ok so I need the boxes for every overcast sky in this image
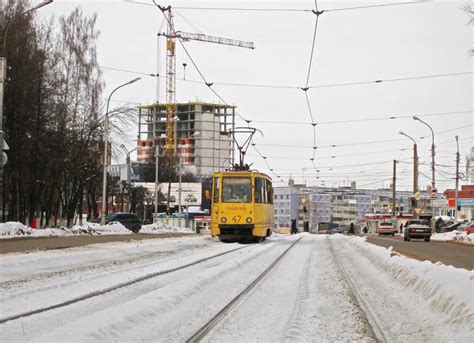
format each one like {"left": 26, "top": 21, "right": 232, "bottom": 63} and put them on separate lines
{"left": 37, "top": 0, "right": 473, "bottom": 192}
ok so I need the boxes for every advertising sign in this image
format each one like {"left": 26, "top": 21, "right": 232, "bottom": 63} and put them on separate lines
{"left": 432, "top": 199, "right": 448, "bottom": 208}
{"left": 457, "top": 198, "right": 474, "bottom": 207}
{"left": 135, "top": 182, "right": 202, "bottom": 206}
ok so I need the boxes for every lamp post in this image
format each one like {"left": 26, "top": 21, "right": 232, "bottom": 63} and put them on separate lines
{"left": 101, "top": 77, "right": 141, "bottom": 224}
{"left": 120, "top": 144, "right": 137, "bottom": 212}
{"left": 0, "top": 0, "right": 53, "bottom": 221}
{"left": 120, "top": 144, "right": 137, "bottom": 185}
{"left": 413, "top": 116, "right": 436, "bottom": 231}
{"left": 399, "top": 131, "right": 419, "bottom": 218}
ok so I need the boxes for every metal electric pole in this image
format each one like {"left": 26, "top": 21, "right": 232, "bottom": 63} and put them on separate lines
{"left": 413, "top": 142, "right": 419, "bottom": 218}
{"left": 455, "top": 135, "right": 460, "bottom": 220}
{"left": 392, "top": 160, "right": 397, "bottom": 221}
{"left": 0, "top": 58, "right": 5, "bottom": 217}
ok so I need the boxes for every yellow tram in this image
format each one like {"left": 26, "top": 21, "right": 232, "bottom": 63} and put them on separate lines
{"left": 211, "top": 170, "right": 274, "bottom": 242}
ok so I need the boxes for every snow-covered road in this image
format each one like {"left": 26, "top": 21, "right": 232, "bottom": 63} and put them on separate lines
{"left": 1, "top": 234, "right": 472, "bottom": 342}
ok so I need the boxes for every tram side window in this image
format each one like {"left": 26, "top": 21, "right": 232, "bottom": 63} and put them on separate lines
{"left": 266, "top": 179, "right": 273, "bottom": 204}
{"left": 262, "top": 178, "right": 268, "bottom": 203}
{"left": 213, "top": 177, "right": 220, "bottom": 203}
{"left": 254, "top": 177, "right": 263, "bottom": 203}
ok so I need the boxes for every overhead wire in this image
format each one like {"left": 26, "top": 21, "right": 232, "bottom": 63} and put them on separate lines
{"left": 125, "top": 1, "right": 431, "bottom": 13}
{"left": 100, "top": 64, "right": 473, "bottom": 91}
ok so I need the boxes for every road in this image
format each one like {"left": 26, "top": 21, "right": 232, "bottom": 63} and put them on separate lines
{"left": 366, "top": 234, "right": 474, "bottom": 270}
{"left": 0, "top": 234, "right": 471, "bottom": 342}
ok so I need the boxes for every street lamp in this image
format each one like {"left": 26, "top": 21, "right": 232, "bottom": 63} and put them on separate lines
{"left": 101, "top": 77, "right": 141, "bottom": 224}
{"left": 120, "top": 144, "right": 138, "bottom": 185}
{"left": 413, "top": 116, "right": 436, "bottom": 231}
{"left": 0, "top": 0, "right": 54, "bottom": 220}
{"left": 399, "top": 131, "right": 419, "bottom": 218}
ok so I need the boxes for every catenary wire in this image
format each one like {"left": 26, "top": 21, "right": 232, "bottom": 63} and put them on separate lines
{"left": 125, "top": 1, "right": 431, "bottom": 13}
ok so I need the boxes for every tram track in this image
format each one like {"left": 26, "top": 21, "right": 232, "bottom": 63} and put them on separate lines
{"left": 186, "top": 237, "right": 302, "bottom": 343}
{"left": 328, "top": 237, "right": 388, "bottom": 343}
{"left": 0, "top": 244, "right": 248, "bottom": 325}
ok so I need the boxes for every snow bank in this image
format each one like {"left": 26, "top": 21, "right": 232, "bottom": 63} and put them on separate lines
{"left": 0, "top": 221, "right": 131, "bottom": 239}
{"left": 140, "top": 222, "right": 194, "bottom": 234}
{"left": 431, "top": 230, "right": 474, "bottom": 245}
{"left": 341, "top": 235, "right": 474, "bottom": 326}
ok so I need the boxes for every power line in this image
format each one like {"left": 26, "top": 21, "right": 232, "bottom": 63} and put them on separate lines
{"left": 125, "top": 1, "right": 430, "bottom": 13}
{"left": 253, "top": 124, "right": 473, "bottom": 149}
{"left": 250, "top": 110, "right": 473, "bottom": 126}
{"left": 100, "top": 64, "right": 473, "bottom": 91}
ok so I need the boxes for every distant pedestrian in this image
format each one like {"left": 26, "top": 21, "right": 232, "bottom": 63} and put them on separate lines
{"left": 399, "top": 223, "right": 403, "bottom": 234}
{"left": 291, "top": 219, "right": 298, "bottom": 234}
{"left": 348, "top": 222, "right": 355, "bottom": 235}
{"left": 363, "top": 226, "right": 368, "bottom": 234}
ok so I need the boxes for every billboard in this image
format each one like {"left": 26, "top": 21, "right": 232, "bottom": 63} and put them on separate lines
{"left": 135, "top": 182, "right": 202, "bottom": 206}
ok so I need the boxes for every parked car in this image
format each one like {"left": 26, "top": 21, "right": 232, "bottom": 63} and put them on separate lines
{"left": 459, "top": 220, "right": 474, "bottom": 234}
{"left": 330, "top": 226, "right": 345, "bottom": 234}
{"left": 467, "top": 221, "right": 474, "bottom": 235}
{"left": 404, "top": 219, "right": 431, "bottom": 242}
{"left": 377, "top": 222, "right": 396, "bottom": 236}
{"left": 444, "top": 222, "right": 464, "bottom": 232}
{"left": 316, "top": 222, "right": 341, "bottom": 234}
{"left": 104, "top": 213, "right": 142, "bottom": 233}
{"left": 184, "top": 194, "right": 198, "bottom": 203}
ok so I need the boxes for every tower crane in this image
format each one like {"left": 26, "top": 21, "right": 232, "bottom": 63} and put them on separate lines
{"left": 157, "top": 6, "right": 255, "bottom": 156}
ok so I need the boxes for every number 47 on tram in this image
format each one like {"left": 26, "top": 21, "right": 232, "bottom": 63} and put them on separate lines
{"left": 210, "top": 170, "right": 275, "bottom": 243}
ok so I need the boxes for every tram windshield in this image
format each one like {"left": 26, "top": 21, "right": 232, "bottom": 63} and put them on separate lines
{"left": 222, "top": 177, "right": 252, "bottom": 203}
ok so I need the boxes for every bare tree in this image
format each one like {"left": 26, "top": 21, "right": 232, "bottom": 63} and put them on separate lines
{"left": 463, "top": 3, "right": 474, "bottom": 56}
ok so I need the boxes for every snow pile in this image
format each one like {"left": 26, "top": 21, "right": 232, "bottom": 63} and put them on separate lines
{"left": 0, "top": 221, "right": 132, "bottom": 239}
{"left": 0, "top": 222, "right": 31, "bottom": 237}
{"left": 140, "top": 222, "right": 194, "bottom": 234}
{"left": 342, "top": 235, "right": 474, "bottom": 326}
{"left": 431, "top": 230, "right": 474, "bottom": 245}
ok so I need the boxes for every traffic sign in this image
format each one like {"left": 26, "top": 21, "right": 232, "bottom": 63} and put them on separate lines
{"left": 432, "top": 199, "right": 448, "bottom": 208}
{"left": 414, "top": 192, "right": 423, "bottom": 201}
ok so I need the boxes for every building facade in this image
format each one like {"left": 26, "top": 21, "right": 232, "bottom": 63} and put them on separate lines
{"left": 137, "top": 102, "right": 235, "bottom": 175}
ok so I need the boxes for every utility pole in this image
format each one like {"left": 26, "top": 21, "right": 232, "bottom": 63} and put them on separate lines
{"left": 154, "top": 108, "right": 159, "bottom": 223}
{"left": 399, "top": 131, "right": 418, "bottom": 218}
{"left": 178, "top": 152, "right": 182, "bottom": 227}
{"left": 0, "top": 58, "right": 5, "bottom": 218}
{"left": 392, "top": 160, "right": 397, "bottom": 222}
{"left": 455, "top": 135, "right": 460, "bottom": 220}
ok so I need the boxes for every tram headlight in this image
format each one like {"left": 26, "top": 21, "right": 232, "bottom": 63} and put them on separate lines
{"left": 246, "top": 217, "right": 252, "bottom": 223}
{"left": 221, "top": 217, "right": 227, "bottom": 223}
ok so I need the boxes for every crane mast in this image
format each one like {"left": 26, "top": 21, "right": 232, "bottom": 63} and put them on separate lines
{"left": 165, "top": 8, "right": 177, "bottom": 155}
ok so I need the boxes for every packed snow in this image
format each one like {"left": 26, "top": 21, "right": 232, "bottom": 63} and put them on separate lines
{"left": 0, "top": 221, "right": 193, "bottom": 239}
{"left": 0, "top": 233, "right": 472, "bottom": 341}
{"left": 431, "top": 230, "right": 474, "bottom": 244}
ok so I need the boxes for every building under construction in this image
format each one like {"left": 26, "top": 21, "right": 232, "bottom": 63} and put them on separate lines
{"left": 137, "top": 102, "right": 236, "bottom": 176}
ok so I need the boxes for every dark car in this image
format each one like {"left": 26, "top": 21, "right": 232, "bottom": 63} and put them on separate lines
{"left": 444, "top": 222, "right": 464, "bottom": 232}
{"left": 404, "top": 219, "right": 431, "bottom": 242}
{"left": 104, "top": 213, "right": 142, "bottom": 233}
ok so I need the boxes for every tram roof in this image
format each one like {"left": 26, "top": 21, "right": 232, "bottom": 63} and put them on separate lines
{"left": 213, "top": 170, "right": 272, "bottom": 180}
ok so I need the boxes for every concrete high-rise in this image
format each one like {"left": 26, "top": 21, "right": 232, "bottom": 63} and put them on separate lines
{"left": 137, "top": 102, "right": 235, "bottom": 175}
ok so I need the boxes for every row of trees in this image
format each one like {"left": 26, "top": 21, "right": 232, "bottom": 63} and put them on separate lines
{"left": 1, "top": 1, "right": 190, "bottom": 227}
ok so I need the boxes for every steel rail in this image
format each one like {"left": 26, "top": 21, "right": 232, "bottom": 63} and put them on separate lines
{"left": 328, "top": 237, "right": 388, "bottom": 343}
{"left": 186, "top": 237, "right": 302, "bottom": 342}
{"left": 0, "top": 245, "right": 248, "bottom": 324}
